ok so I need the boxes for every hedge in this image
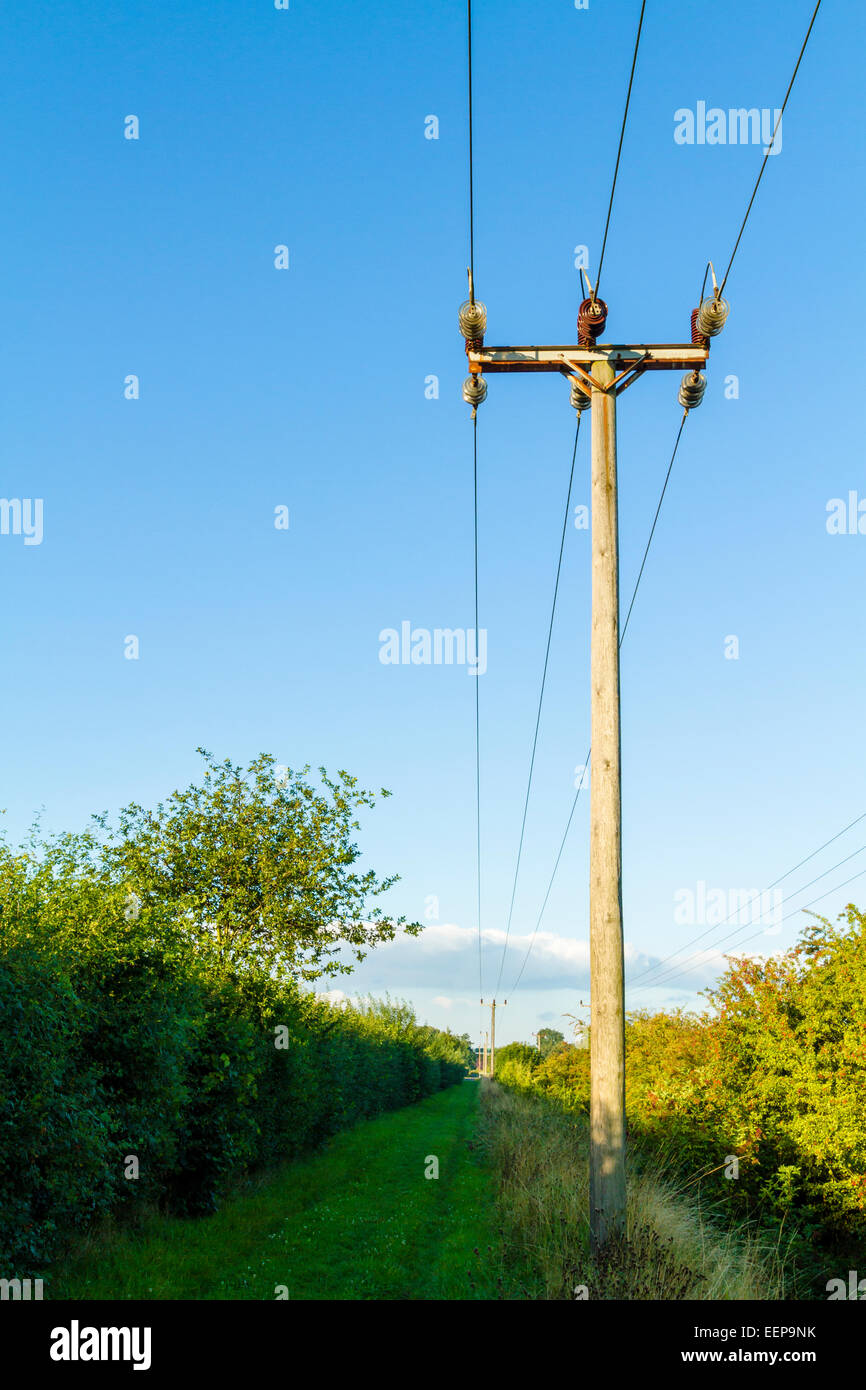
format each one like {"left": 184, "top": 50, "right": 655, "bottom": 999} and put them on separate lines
{"left": 0, "top": 926, "right": 465, "bottom": 1275}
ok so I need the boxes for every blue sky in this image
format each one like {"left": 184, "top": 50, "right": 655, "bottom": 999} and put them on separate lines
{"left": 1, "top": 0, "right": 863, "bottom": 1048}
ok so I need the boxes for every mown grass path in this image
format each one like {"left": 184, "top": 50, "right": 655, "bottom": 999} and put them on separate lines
{"left": 54, "top": 1079, "right": 521, "bottom": 1301}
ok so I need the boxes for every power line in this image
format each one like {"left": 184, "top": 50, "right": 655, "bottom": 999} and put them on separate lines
{"left": 634, "top": 864, "right": 866, "bottom": 998}
{"left": 631, "top": 847, "right": 866, "bottom": 996}
{"left": 630, "top": 810, "right": 866, "bottom": 989}
{"left": 494, "top": 415, "right": 582, "bottom": 996}
{"left": 719, "top": 0, "right": 822, "bottom": 295}
{"left": 467, "top": 0, "right": 481, "bottom": 1003}
{"left": 595, "top": 0, "right": 647, "bottom": 300}
{"left": 510, "top": 753, "right": 588, "bottom": 995}
{"left": 504, "top": 65, "right": 819, "bottom": 993}
{"left": 469, "top": 0, "right": 822, "bottom": 1009}
{"left": 765, "top": 810, "right": 866, "bottom": 890}
{"left": 467, "top": 0, "right": 475, "bottom": 286}
{"left": 620, "top": 409, "right": 687, "bottom": 645}
{"left": 498, "top": 0, "right": 655, "bottom": 998}
{"left": 473, "top": 418, "right": 483, "bottom": 1003}
{"left": 507, "top": 409, "right": 692, "bottom": 996}
{"left": 618, "top": 0, "right": 826, "bottom": 1002}
{"left": 781, "top": 843, "right": 866, "bottom": 907}
{"left": 631, "top": 855, "right": 866, "bottom": 996}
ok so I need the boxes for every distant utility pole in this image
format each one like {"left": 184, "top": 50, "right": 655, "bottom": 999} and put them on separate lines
{"left": 481, "top": 997, "right": 504, "bottom": 1076}
{"left": 460, "top": 277, "right": 725, "bottom": 1251}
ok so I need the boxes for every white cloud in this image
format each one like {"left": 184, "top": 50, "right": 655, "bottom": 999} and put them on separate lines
{"left": 335, "top": 921, "right": 654, "bottom": 993}
{"left": 330, "top": 919, "right": 792, "bottom": 1005}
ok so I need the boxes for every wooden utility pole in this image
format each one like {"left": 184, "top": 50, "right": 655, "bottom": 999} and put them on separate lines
{"left": 588, "top": 355, "right": 626, "bottom": 1250}
{"left": 461, "top": 285, "right": 718, "bottom": 1250}
{"left": 481, "top": 998, "right": 503, "bottom": 1075}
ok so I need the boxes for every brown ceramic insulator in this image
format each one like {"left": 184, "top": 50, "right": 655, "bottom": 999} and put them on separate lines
{"left": 577, "top": 296, "right": 608, "bottom": 347}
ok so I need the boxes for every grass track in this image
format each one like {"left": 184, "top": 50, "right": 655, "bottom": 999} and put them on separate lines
{"left": 53, "top": 1080, "right": 525, "bottom": 1301}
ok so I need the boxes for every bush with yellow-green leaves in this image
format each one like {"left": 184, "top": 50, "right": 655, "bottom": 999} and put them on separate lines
{"left": 495, "top": 907, "right": 866, "bottom": 1237}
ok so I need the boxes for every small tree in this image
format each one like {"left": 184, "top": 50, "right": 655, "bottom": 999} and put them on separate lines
{"left": 92, "top": 749, "right": 418, "bottom": 980}
{"left": 537, "top": 1027, "right": 565, "bottom": 1059}
{"left": 457, "top": 1032, "right": 476, "bottom": 1068}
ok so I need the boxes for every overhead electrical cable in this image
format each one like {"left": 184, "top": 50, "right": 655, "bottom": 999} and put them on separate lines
{"left": 630, "top": 855, "right": 866, "bottom": 996}
{"left": 464, "top": 0, "right": 825, "bottom": 1028}
{"left": 467, "top": 0, "right": 475, "bottom": 287}
{"left": 620, "top": 409, "right": 687, "bottom": 644}
{"left": 494, "top": 416, "right": 582, "bottom": 996}
{"left": 466, "top": 0, "right": 484, "bottom": 1014}
{"left": 507, "top": 410, "right": 691, "bottom": 995}
{"left": 630, "top": 809, "right": 866, "bottom": 990}
{"left": 634, "top": 864, "right": 866, "bottom": 998}
{"left": 719, "top": 0, "right": 822, "bottom": 295}
{"left": 473, "top": 417, "right": 483, "bottom": 1004}
{"left": 619, "top": 0, "right": 826, "bottom": 1002}
{"left": 594, "top": 0, "right": 647, "bottom": 301}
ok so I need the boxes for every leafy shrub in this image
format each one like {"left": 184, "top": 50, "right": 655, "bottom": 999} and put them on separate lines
{"left": 0, "top": 855, "right": 467, "bottom": 1273}
{"left": 0, "top": 945, "right": 113, "bottom": 1269}
{"left": 495, "top": 907, "right": 866, "bottom": 1240}
{"left": 533, "top": 1043, "right": 590, "bottom": 1114}
{"left": 493, "top": 1042, "right": 542, "bottom": 1075}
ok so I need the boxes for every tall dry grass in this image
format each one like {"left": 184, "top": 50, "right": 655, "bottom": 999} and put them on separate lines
{"left": 478, "top": 1078, "right": 794, "bottom": 1300}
